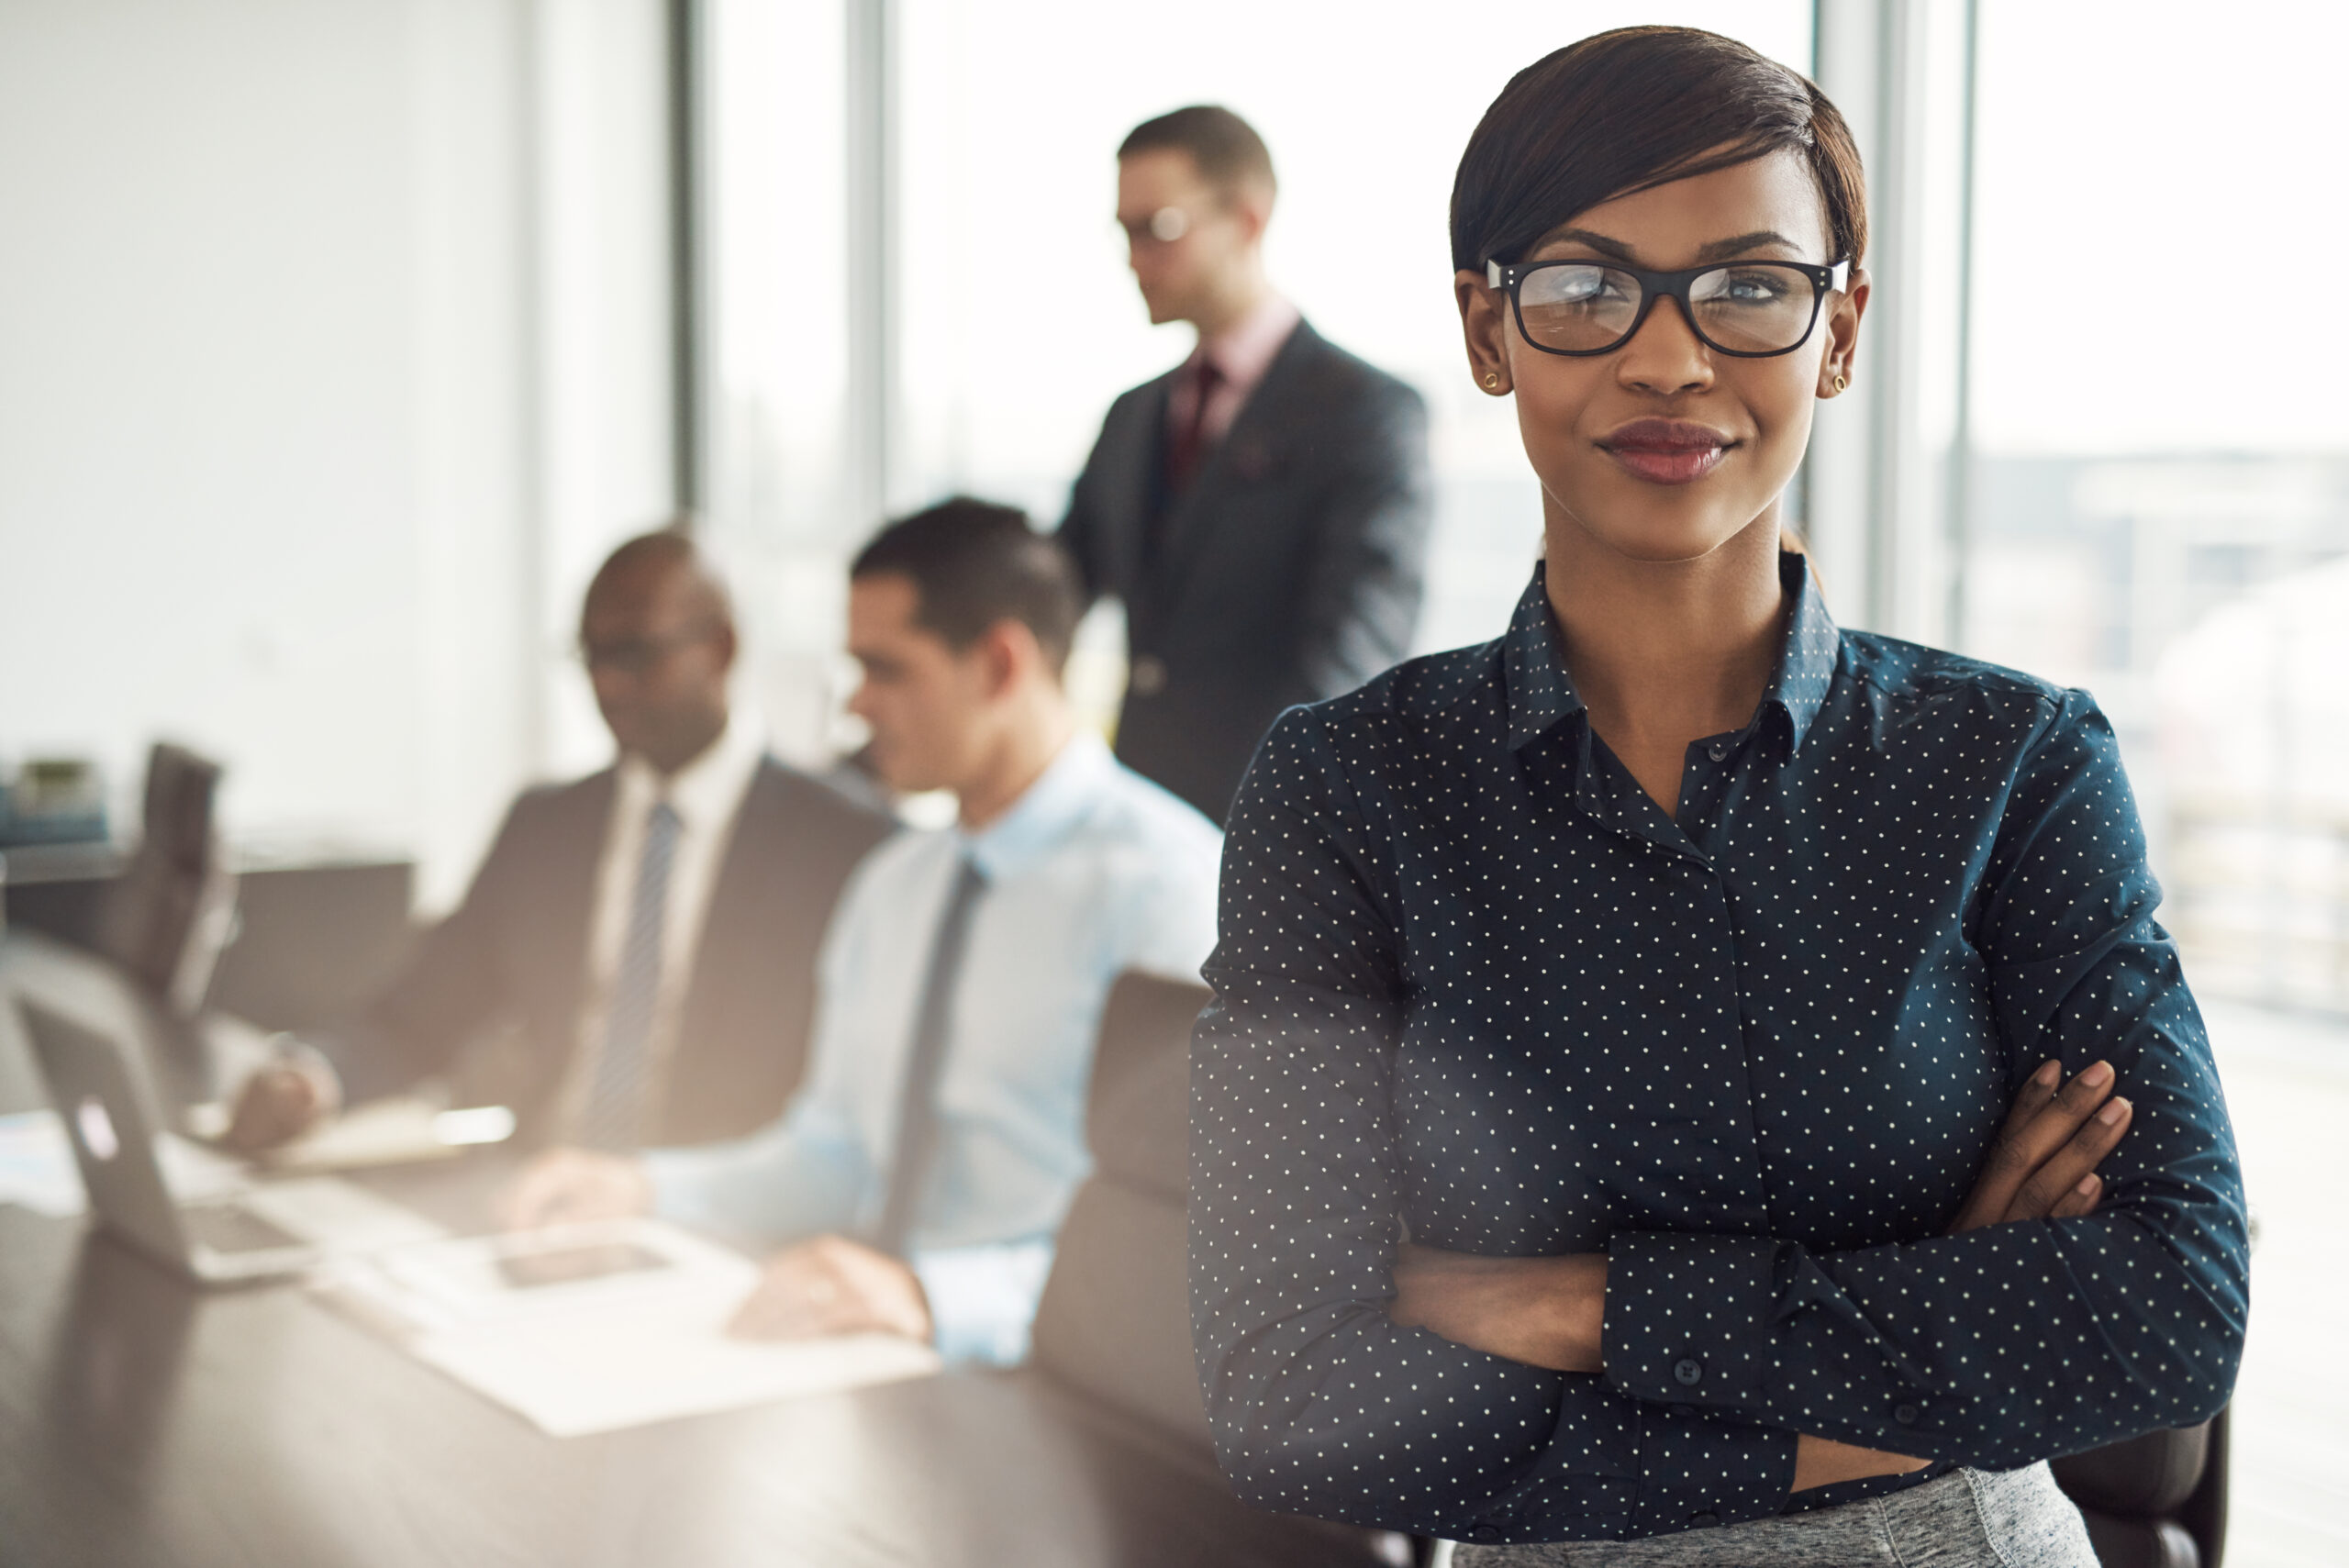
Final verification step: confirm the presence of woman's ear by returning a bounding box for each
[1818,266,1871,397]
[1456,270,1514,396]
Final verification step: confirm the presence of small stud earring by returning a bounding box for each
[1483,372,1501,390]
[1832,373,1848,394]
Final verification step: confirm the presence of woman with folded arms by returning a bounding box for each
[1187,26,2246,1566]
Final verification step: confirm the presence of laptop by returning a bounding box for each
[17,995,442,1283]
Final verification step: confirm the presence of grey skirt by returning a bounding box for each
[1452,1462,2097,1568]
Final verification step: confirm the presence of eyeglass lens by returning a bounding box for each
[1517,263,1821,356]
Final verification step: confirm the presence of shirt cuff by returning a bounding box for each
[1605,1231,1784,1416]
[908,1238,1055,1366]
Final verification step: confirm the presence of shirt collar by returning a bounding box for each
[955,729,1115,884]
[1503,550,1840,756]
[1190,292,1301,395]
[615,711,764,832]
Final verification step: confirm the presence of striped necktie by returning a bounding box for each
[871,855,988,1257]
[580,799,683,1151]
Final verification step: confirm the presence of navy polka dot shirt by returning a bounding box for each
[1187,553,2249,1543]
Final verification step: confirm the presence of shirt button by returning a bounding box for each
[1130,655,1168,695]
[1673,1358,1704,1386]
[1706,740,1731,762]
[1470,1525,1502,1542]
[1895,1403,1920,1425]
[1688,1512,1721,1529]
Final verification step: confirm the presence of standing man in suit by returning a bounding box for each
[224,531,895,1152]
[1060,105,1434,824]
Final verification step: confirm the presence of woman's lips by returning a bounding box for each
[1598,420,1734,486]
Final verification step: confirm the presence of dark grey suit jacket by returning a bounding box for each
[321,757,894,1147]
[1059,320,1432,823]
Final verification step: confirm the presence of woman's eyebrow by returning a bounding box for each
[1695,229,1803,261]
[1533,227,1806,264]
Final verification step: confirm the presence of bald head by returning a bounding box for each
[584,531,734,631]
[579,532,739,774]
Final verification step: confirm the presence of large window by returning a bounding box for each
[1955,6,2349,1561]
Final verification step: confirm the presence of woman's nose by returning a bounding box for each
[1615,296,1714,396]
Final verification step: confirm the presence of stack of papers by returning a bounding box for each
[315,1219,941,1436]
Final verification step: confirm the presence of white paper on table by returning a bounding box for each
[314,1219,941,1436]
[0,1109,84,1217]
[416,1307,942,1438]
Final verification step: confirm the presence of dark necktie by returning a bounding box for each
[1163,357,1224,497]
[871,855,988,1257]
[580,800,682,1151]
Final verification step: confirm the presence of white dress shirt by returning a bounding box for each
[644,731,1223,1364]
[556,715,765,1138]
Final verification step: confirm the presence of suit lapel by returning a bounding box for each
[1150,320,1321,621]
[1107,373,1177,601]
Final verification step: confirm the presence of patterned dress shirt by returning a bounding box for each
[1188,552,2249,1543]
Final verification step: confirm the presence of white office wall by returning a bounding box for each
[0,0,674,911]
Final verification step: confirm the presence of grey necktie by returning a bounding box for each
[871,855,988,1257]
[580,799,682,1151]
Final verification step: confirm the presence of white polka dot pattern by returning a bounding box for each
[1186,556,2250,1545]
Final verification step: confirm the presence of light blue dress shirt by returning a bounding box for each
[645,731,1222,1363]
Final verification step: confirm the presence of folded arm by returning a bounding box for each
[1606,693,2246,1465]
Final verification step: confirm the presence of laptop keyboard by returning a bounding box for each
[184,1203,306,1255]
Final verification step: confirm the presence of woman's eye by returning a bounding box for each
[1532,270,1624,307]
[1708,270,1795,305]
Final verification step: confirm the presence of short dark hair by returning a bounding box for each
[1450,28,1866,274]
[850,497,1085,675]
[1118,105,1276,199]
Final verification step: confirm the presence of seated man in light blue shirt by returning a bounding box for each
[505,497,1223,1364]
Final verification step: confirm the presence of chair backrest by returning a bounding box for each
[2052,1408,2228,1568]
[1028,971,1214,1448]
[96,743,236,1017]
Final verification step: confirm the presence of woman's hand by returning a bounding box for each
[1946,1057,2132,1234]
[1387,1244,1607,1372]
[1783,1060,2134,1493]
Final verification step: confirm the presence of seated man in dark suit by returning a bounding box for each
[1059,105,1435,824]
[224,531,895,1152]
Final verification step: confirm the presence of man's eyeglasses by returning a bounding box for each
[1118,206,1196,248]
[1485,256,1851,359]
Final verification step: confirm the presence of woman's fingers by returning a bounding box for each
[2003,1096,2131,1223]
[2047,1172,2103,1221]
[1946,1060,2121,1234]
[1992,1059,2064,1145]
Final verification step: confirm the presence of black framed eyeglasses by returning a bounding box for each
[1485,256,1851,359]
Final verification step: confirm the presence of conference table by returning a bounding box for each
[0,1162,1403,1568]
[0,935,1405,1568]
